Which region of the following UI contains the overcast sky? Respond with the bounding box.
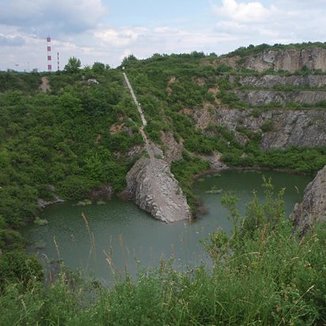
[0,0,325,71]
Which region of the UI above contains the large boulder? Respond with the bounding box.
[291,166,326,234]
[125,157,191,223]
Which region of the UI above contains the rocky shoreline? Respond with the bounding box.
[291,165,326,235]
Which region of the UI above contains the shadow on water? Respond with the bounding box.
[24,170,311,285]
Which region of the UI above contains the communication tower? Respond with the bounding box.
[57,52,60,71]
[47,36,52,72]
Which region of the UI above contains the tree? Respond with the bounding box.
[121,54,138,66]
[92,62,107,73]
[64,57,81,73]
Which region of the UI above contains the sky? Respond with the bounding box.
[0,0,325,71]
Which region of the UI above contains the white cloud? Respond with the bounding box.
[0,0,107,34]
[1,1,326,72]
[120,49,133,61]
[213,0,273,23]
[212,0,326,47]
[95,28,146,47]
[0,34,25,46]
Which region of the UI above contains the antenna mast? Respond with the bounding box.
[47,36,52,72]
[57,52,60,71]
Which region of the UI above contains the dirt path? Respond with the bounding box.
[123,71,191,222]
[123,72,147,126]
[40,76,50,92]
[123,72,154,159]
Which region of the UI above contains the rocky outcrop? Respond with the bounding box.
[198,152,227,170]
[123,71,191,223]
[235,75,326,89]
[160,131,183,164]
[37,195,64,209]
[193,103,216,129]
[243,47,326,73]
[125,157,191,223]
[195,108,326,150]
[236,90,326,106]
[291,166,326,234]
[39,76,50,92]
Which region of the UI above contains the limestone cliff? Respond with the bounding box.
[236,90,326,106]
[291,165,326,234]
[235,75,326,88]
[194,107,326,150]
[125,157,191,223]
[243,47,326,73]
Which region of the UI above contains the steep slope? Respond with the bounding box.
[122,45,326,176]
[122,72,190,222]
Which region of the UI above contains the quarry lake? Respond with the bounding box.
[24,170,311,285]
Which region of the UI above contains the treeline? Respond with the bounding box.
[225,41,326,58]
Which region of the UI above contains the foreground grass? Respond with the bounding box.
[1,182,325,325]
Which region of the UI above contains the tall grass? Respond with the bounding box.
[0,181,325,325]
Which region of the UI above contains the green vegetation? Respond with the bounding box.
[0,67,143,251]
[1,48,326,247]
[225,41,326,58]
[1,44,326,324]
[0,181,325,325]
[64,56,82,73]
[171,153,210,210]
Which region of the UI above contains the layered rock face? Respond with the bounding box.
[243,47,326,73]
[198,55,326,150]
[236,75,326,88]
[202,108,326,150]
[236,90,326,106]
[291,166,326,234]
[126,157,191,223]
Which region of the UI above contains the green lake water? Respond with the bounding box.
[24,170,311,285]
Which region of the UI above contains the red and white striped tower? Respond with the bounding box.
[57,52,60,71]
[46,36,52,72]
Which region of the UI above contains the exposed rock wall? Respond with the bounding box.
[235,75,326,89]
[243,47,326,73]
[236,90,326,106]
[126,157,191,223]
[160,131,183,164]
[199,108,326,150]
[291,165,326,234]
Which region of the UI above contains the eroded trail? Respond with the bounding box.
[123,72,147,127]
[122,71,191,223]
[123,72,154,160]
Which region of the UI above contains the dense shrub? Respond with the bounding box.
[0,251,43,290]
